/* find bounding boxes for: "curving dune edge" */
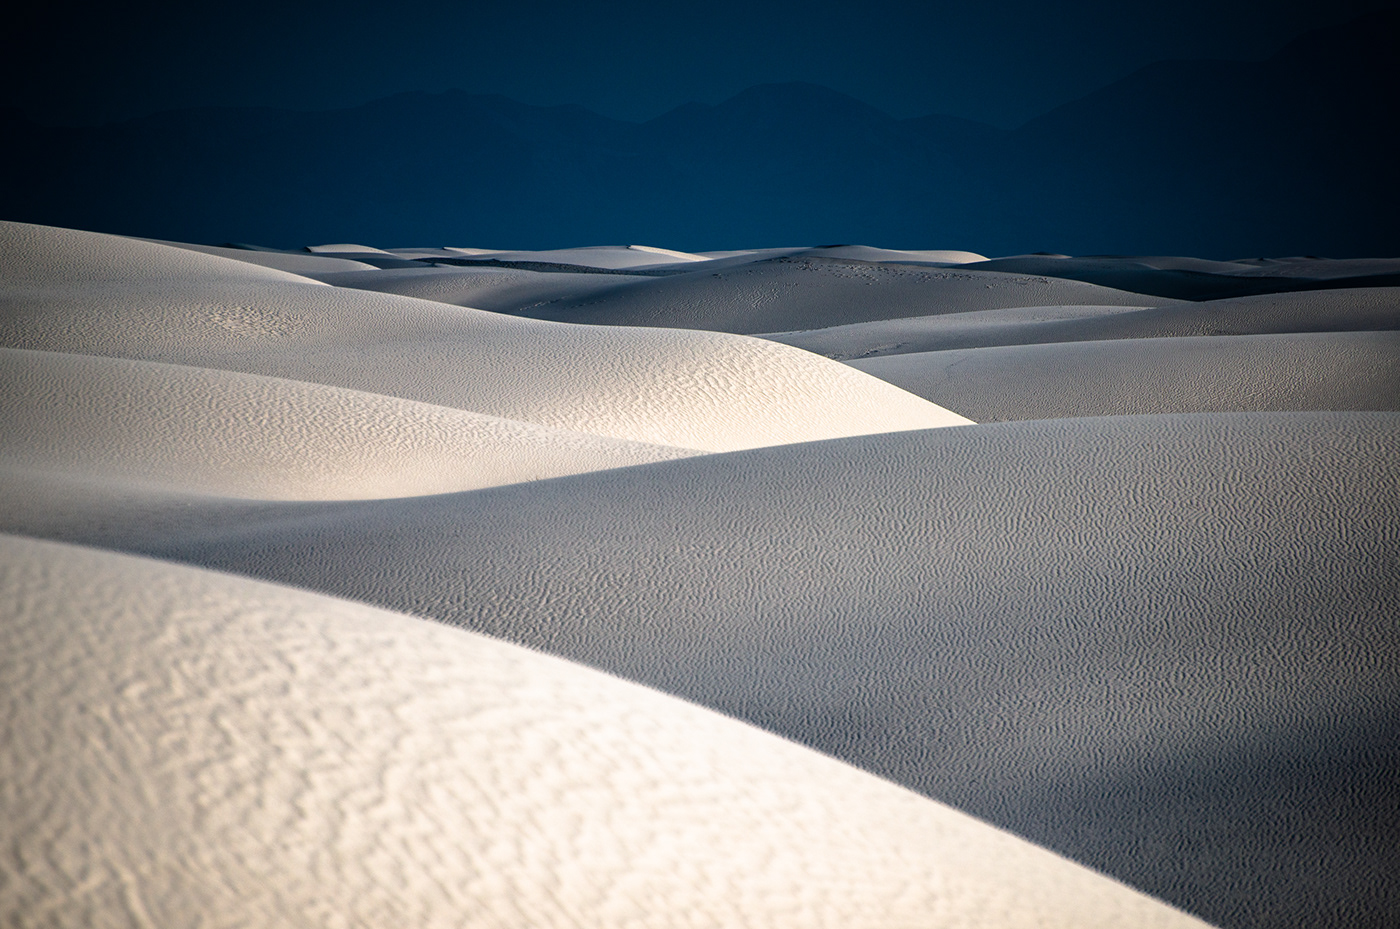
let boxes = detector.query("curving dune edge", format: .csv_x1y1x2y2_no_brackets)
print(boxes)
2,219,1398,928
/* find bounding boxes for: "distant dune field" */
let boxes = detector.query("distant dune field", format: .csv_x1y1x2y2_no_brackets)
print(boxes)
2,219,1397,929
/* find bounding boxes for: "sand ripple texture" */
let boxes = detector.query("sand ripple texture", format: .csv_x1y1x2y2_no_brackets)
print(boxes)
4,221,1400,929
0,535,1206,929
0,347,696,499
0,221,968,451
6,413,1397,929
516,254,1168,333
850,332,1400,421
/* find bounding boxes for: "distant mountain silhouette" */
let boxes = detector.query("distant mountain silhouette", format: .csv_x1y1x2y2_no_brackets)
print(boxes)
1,11,1395,256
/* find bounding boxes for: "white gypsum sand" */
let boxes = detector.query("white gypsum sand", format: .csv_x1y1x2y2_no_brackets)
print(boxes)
846,332,1400,421
313,265,652,313
761,288,1400,358
0,220,970,451
0,347,697,500
4,219,1396,929
0,535,1208,929
7,413,1391,929
517,255,1171,332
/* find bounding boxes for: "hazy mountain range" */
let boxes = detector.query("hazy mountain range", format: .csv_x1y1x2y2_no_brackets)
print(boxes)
2,10,1394,257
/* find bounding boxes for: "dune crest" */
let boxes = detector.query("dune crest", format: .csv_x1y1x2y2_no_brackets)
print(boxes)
4,220,1396,928
0,220,970,451
0,347,697,500
0,535,1207,929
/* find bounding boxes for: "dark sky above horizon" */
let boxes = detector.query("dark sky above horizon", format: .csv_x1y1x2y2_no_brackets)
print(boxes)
5,0,1396,129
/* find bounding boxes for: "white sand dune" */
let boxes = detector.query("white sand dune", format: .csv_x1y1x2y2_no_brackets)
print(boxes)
518,255,1170,333
305,242,398,254
3,221,1395,929
315,265,650,313
138,238,380,273
5,413,1394,929
764,287,1400,357
0,221,969,451
847,332,1400,421
762,304,1156,359
438,244,712,269
971,254,1400,280
1224,257,1400,279
0,347,695,500
3,535,1209,928
798,245,989,264
955,256,1400,301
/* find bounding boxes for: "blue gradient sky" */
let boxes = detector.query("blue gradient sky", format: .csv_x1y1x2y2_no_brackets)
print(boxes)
6,1,1396,128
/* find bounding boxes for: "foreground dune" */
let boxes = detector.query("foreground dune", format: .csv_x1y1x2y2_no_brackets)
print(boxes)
3,219,1396,929
0,535,1206,929
6,413,1395,929
0,347,695,499
0,221,970,450
848,332,1400,420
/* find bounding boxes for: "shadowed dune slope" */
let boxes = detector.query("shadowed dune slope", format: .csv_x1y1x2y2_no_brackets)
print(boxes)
0,535,1210,928
0,348,696,500
137,238,380,273
516,255,1169,333
763,304,1154,359
315,265,651,313
763,287,1400,358
799,246,988,264
961,256,1400,301
849,333,1400,421
4,413,1395,929
438,244,712,269
0,221,969,450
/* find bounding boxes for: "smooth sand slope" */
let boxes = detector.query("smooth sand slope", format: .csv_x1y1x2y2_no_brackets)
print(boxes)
515,255,1169,333
796,246,988,264
764,287,1400,359
139,238,380,273
6,413,1395,929
314,265,652,313
0,221,969,450
960,255,1400,301
436,244,713,269
763,304,1157,359
849,332,1400,421
0,347,695,500
1,535,1211,929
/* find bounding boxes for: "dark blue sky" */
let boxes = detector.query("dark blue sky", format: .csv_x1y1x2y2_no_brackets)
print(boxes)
6,1,1396,128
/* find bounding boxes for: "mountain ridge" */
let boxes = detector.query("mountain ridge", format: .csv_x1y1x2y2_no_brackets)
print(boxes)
1,11,1394,255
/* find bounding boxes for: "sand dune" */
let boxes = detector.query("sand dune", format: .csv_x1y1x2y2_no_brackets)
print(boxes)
3,535,1210,928
848,333,1400,421
315,265,650,313
6,413,1395,929
762,303,1155,359
961,255,1400,301
305,242,398,255
798,245,989,264
515,254,1170,333
0,221,969,450
4,220,1397,929
437,244,713,269
764,287,1400,358
138,238,380,273
0,347,695,500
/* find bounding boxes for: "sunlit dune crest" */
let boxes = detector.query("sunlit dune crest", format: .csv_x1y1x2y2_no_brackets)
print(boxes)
0,535,1209,929
2,219,1397,929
